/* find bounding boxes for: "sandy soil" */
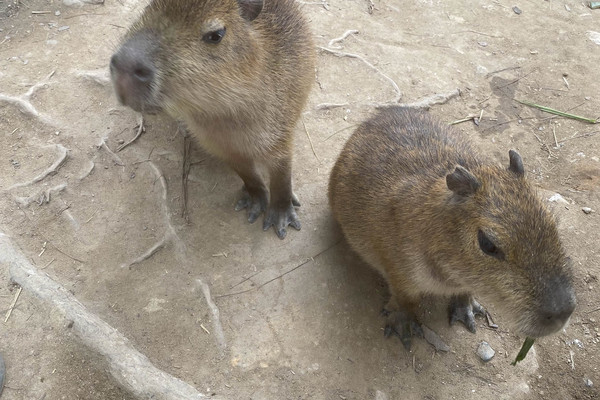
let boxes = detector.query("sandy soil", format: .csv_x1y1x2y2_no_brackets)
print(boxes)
1,0,600,399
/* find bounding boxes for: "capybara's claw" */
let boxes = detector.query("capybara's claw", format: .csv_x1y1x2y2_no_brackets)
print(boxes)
449,296,485,333
383,310,422,350
263,202,301,239
235,186,267,224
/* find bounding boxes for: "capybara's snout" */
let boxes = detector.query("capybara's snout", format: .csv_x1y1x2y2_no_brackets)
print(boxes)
110,32,159,112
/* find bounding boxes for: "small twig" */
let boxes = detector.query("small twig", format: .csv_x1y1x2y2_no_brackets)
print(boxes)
302,117,319,161
85,209,100,223
117,115,145,152
229,270,261,290
38,241,47,257
485,66,521,78
182,134,192,223
553,124,559,148
4,287,23,322
41,258,55,270
328,30,359,49
297,0,330,10
569,350,575,371
450,30,503,38
322,124,357,141
481,116,536,132
449,115,479,125
315,103,350,110
494,70,534,89
63,12,107,19
17,206,85,263
319,46,402,103
216,240,341,298
200,324,210,335
559,130,600,143
533,133,556,159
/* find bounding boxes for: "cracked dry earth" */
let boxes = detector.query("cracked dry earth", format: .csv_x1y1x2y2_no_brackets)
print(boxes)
1,0,600,399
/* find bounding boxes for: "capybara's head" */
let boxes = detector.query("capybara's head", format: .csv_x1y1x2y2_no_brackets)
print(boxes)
444,150,576,337
110,0,265,116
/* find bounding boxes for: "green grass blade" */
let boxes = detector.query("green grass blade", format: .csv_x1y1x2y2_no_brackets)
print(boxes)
511,336,536,366
517,100,598,124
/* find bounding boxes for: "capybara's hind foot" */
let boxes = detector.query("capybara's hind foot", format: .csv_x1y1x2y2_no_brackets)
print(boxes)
262,201,301,240
449,294,485,333
382,309,423,350
235,186,267,224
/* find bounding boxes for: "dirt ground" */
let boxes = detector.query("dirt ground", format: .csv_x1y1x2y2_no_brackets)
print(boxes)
1,0,600,398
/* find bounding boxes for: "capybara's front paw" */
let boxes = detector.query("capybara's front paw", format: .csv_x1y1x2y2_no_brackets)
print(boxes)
235,186,268,224
383,309,423,350
262,202,301,240
449,295,485,333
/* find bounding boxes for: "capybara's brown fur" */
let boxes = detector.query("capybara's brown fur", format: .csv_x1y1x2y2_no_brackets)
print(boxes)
329,106,576,348
110,0,315,239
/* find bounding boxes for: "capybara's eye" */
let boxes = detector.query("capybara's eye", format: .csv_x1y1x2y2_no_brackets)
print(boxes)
478,230,504,260
203,28,226,44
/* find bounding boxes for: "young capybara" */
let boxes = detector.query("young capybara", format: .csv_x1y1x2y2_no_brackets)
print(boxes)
329,106,576,349
110,0,315,239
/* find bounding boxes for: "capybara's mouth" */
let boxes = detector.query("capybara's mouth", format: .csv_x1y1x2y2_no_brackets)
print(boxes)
516,306,575,338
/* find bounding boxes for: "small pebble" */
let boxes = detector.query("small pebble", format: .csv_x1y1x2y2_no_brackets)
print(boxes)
55,10,61,16
476,341,495,362
585,378,593,387
513,6,522,14
58,25,70,31
548,193,568,204
117,138,125,144
582,207,593,214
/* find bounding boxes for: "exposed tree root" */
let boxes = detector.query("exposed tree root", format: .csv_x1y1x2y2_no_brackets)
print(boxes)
319,46,402,103
198,280,227,353
398,88,461,109
99,137,125,167
7,145,69,190
121,161,182,269
117,115,145,152
0,233,212,400
0,71,58,127
14,183,67,207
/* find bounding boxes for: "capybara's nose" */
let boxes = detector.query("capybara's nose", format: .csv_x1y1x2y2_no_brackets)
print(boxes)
110,32,159,109
110,49,156,85
539,275,576,330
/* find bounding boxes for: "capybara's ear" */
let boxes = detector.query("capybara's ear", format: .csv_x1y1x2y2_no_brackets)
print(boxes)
446,165,480,197
508,150,525,176
237,0,264,21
